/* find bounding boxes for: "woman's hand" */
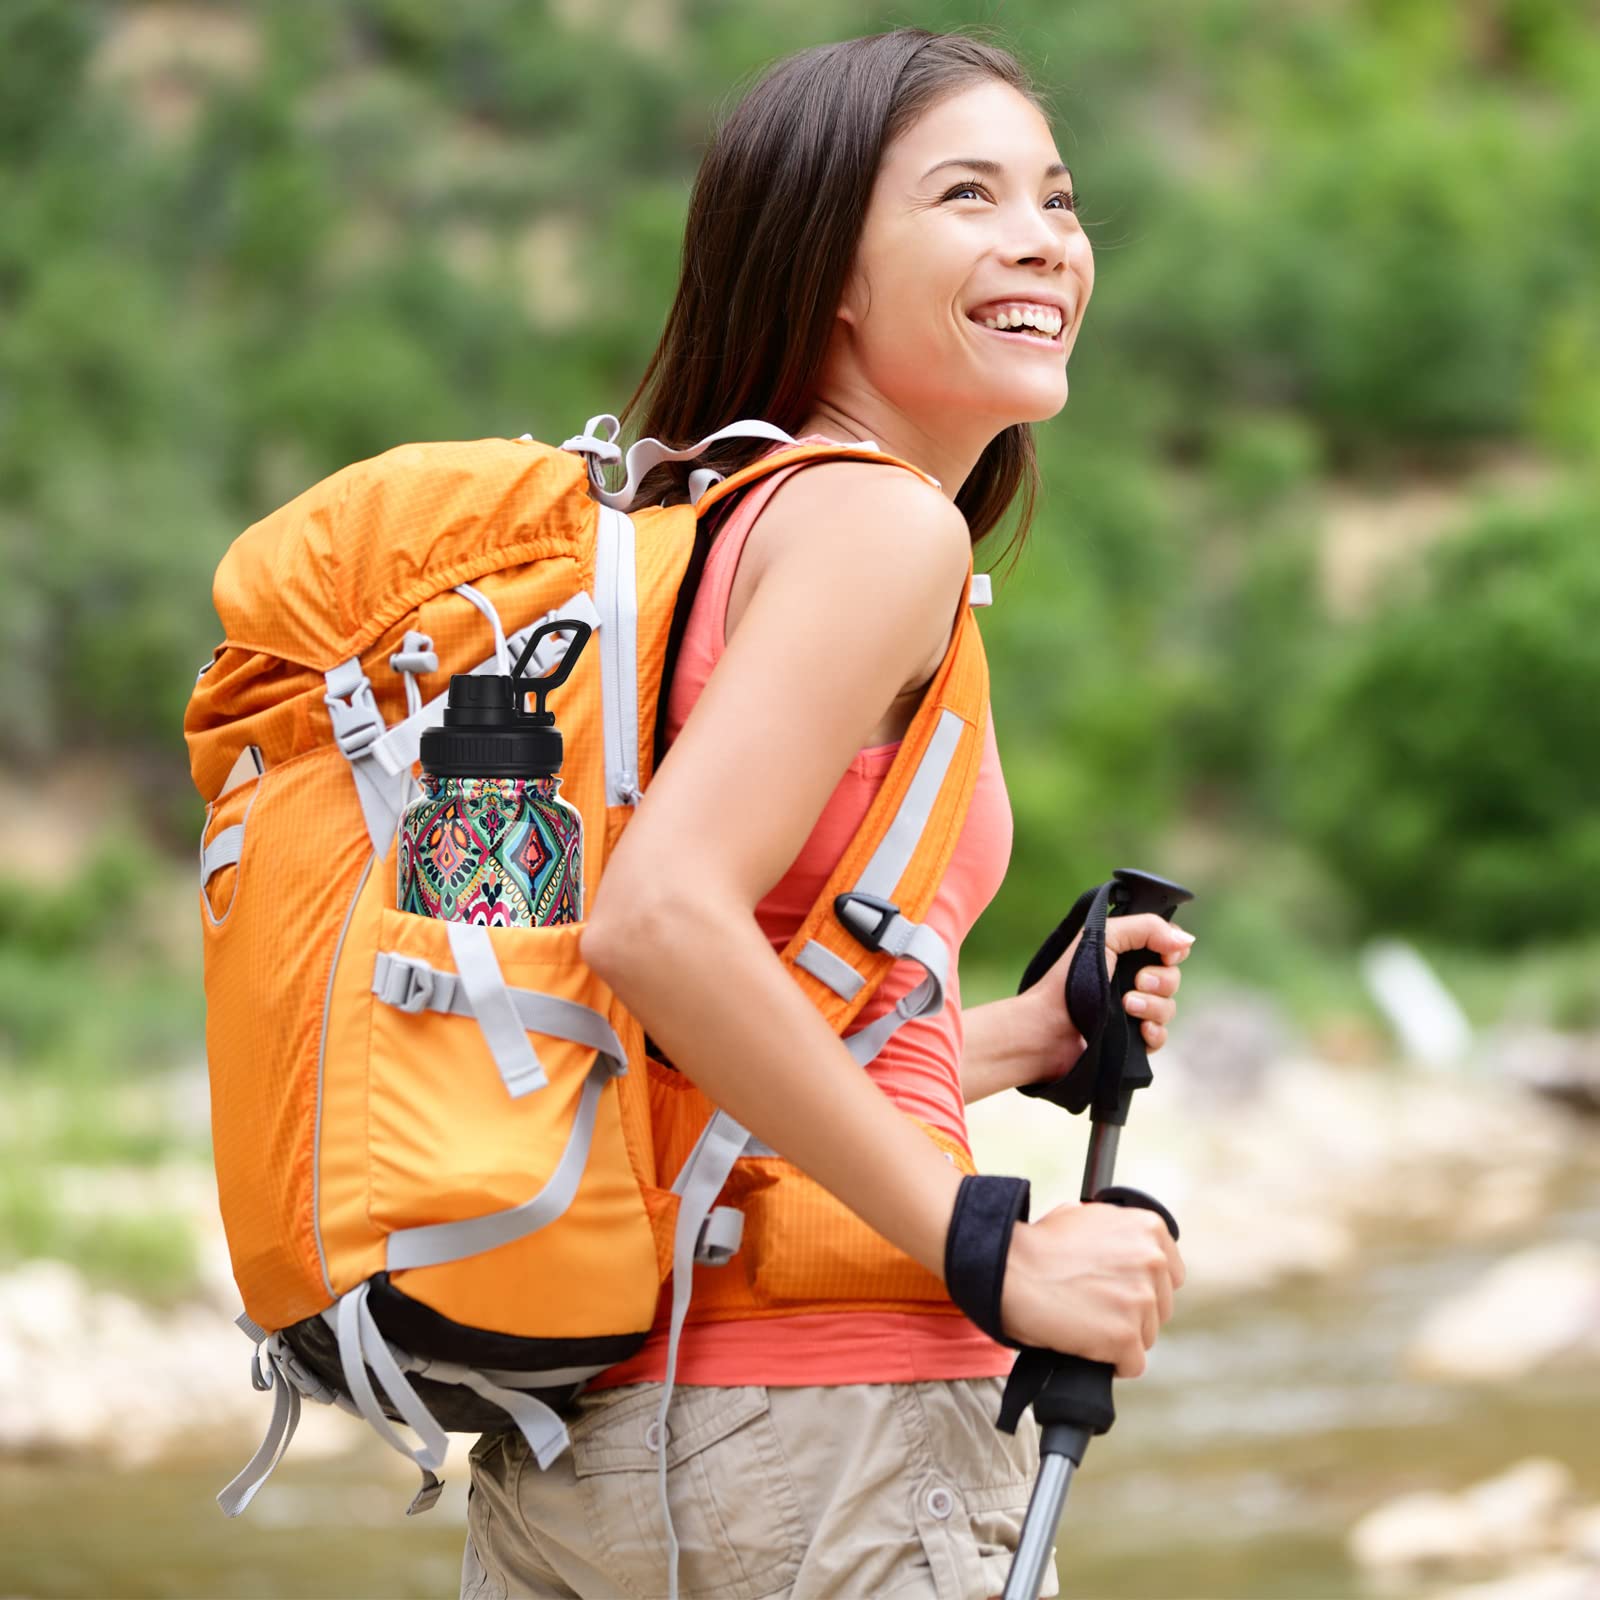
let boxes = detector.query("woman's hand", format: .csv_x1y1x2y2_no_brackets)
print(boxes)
1000,1194,1186,1376
1018,913,1193,1087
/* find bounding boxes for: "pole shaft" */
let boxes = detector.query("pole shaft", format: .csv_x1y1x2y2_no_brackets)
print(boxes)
1082,1122,1120,1200
1001,1452,1075,1600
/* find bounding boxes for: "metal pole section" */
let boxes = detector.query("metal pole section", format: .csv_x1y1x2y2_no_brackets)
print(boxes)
1001,1450,1076,1600
1081,1121,1120,1200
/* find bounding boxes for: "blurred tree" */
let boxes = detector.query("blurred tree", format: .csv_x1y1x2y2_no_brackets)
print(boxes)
1281,495,1600,947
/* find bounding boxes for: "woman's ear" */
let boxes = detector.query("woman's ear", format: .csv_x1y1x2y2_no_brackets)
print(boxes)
835,269,869,330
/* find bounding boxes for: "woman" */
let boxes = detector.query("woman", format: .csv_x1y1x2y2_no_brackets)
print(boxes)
463,26,1191,1600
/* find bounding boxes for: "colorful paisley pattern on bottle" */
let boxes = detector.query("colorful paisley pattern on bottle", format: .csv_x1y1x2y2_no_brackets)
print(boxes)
397,773,582,926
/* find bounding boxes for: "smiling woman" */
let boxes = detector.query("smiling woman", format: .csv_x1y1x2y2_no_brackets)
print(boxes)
457,26,1188,1600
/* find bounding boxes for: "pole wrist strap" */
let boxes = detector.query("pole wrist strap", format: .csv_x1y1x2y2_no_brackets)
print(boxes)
943,1174,1031,1347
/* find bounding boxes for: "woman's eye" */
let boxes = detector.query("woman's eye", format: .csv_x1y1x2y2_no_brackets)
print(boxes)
942,182,1079,213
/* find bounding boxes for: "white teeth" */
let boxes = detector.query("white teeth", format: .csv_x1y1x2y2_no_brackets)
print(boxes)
976,305,1063,336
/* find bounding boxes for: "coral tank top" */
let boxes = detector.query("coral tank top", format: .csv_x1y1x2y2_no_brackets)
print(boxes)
588,436,1017,1389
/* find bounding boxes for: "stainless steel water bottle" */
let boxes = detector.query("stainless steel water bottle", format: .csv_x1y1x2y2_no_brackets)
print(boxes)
397,620,591,927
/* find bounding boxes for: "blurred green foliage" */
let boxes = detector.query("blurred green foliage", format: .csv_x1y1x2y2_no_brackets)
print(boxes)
2,0,1599,1020
1284,493,1600,948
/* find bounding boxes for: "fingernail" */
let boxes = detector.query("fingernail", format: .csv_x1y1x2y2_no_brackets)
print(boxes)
1127,995,1147,1014
1177,930,1196,944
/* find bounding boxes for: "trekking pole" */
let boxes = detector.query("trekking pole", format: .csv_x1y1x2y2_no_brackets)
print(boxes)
997,868,1193,1600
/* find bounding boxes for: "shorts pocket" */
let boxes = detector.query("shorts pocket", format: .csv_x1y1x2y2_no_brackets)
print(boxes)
568,1385,805,1600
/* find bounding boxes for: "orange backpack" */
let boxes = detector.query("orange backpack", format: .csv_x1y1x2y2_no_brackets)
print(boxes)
186,416,996,1525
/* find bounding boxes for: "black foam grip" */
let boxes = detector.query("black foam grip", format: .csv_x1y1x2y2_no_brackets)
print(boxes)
995,1185,1180,1437
943,1174,1031,1348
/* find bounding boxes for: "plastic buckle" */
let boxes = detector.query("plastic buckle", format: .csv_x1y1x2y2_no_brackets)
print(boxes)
323,675,384,758
388,631,438,676
834,891,900,952
376,954,435,1015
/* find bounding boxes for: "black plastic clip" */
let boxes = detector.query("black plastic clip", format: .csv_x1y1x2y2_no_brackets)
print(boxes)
833,890,900,952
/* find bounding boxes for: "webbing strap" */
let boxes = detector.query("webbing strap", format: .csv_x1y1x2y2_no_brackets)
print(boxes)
794,939,866,999
323,656,409,857
655,1108,756,1600
385,1055,613,1271
839,918,950,1067
370,948,627,1108
853,708,965,902
201,825,244,885
788,708,964,1063
336,1282,449,1516
216,1336,301,1517
369,951,626,1062
444,1368,570,1470
445,921,548,1097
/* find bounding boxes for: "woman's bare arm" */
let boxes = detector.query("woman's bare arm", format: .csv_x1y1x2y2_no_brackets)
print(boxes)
580,461,975,1277
959,993,1081,1104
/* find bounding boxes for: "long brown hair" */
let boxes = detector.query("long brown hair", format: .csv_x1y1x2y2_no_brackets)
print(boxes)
617,25,1054,577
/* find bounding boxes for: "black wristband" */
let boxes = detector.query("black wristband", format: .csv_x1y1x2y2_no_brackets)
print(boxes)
943,1174,1031,1347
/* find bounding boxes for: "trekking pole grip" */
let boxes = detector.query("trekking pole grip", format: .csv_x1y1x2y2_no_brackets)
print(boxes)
994,1185,1179,1451
995,1185,1180,1600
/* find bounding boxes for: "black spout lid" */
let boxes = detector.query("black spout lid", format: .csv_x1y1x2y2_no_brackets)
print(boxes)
419,620,591,778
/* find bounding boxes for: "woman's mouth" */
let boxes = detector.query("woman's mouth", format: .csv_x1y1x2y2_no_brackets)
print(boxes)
966,308,1066,351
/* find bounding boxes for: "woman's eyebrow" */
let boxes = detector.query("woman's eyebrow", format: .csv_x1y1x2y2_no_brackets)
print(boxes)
920,156,1073,186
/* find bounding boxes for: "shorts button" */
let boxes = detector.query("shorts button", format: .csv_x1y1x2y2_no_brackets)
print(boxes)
644,1420,669,1451
926,1485,955,1520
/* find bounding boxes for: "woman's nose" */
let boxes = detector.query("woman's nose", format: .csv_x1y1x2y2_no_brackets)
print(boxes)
1006,212,1073,273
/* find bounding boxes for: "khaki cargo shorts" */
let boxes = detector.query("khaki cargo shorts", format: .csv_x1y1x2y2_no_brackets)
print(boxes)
460,1376,1061,1599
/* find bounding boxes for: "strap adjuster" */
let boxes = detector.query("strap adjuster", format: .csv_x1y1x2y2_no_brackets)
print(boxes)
323,672,385,759
834,891,900,952
374,952,435,1014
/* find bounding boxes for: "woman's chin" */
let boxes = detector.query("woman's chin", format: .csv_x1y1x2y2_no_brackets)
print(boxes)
994,377,1070,425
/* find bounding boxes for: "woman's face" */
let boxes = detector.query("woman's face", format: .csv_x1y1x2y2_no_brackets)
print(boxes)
832,79,1092,432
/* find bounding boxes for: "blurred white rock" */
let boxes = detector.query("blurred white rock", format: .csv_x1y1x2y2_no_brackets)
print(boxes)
1351,1458,1595,1590
1349,1489,1490,1576
1406,1241,1600,1381
1428,1559,1600,1600
1457,1459,1581,1562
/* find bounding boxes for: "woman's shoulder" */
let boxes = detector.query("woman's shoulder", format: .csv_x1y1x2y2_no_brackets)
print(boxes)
727,439,968,636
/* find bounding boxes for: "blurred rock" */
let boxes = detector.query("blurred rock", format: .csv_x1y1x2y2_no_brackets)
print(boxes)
1406,1242,1600,1381
0,1257,363,1467
1459,1460,1582,1562
969,978,1593,1308
1160,986,1290,1109
1497,1025,1600,1118
1428,1560,1600,1600
1350,1458,1594,1589
1349,1488,1491,1577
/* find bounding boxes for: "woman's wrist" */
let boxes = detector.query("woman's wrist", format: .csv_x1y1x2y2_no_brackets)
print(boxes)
1010,987,1086,1092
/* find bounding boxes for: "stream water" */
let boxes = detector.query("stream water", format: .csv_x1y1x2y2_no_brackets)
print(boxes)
3,1168,1598,1599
